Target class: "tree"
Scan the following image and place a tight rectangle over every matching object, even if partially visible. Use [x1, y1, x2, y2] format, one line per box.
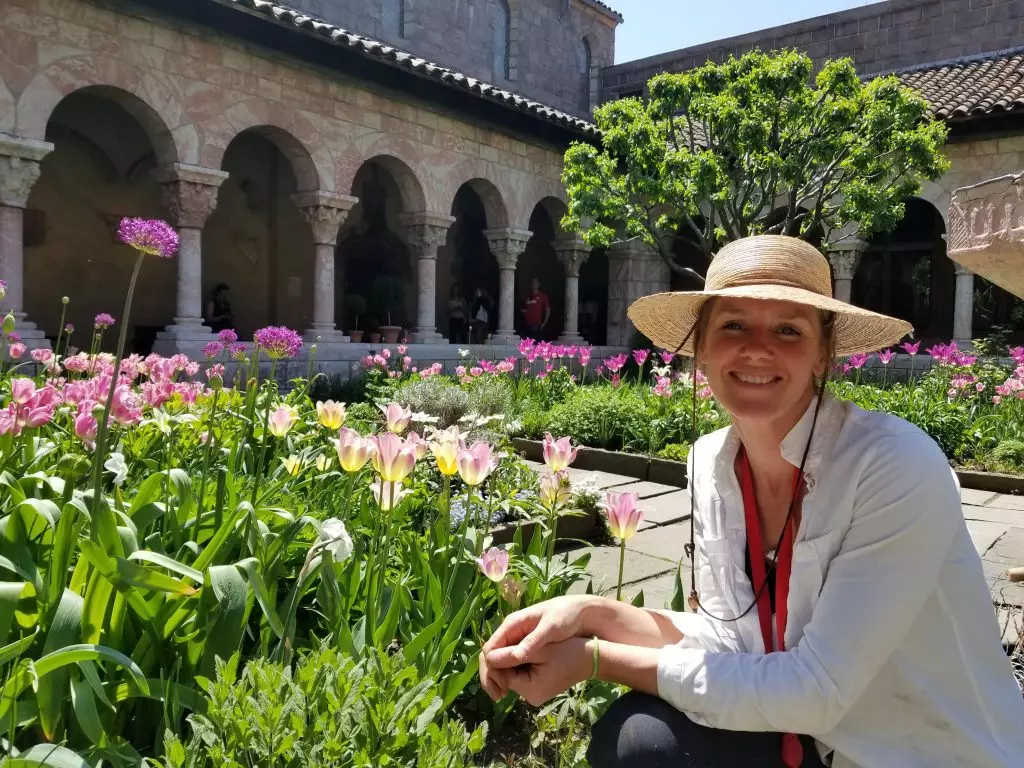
[560, 50, 950, 276]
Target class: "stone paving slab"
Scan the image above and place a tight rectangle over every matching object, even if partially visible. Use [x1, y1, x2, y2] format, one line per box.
[961, 488, 999, 507]
[626, 523, 692, 564]
[986, 494, 1024, 511]
[962, 504, 1023, 527]
[569, 546, 677, 597]
[967, 519, 1013, 554]
[981, 526, 1024, 609]
[608, 479, 683, 497]
[638, 490, 692, 530]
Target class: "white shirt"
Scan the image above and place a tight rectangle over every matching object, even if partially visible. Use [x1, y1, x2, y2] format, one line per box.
[652, 395, 1024, 768]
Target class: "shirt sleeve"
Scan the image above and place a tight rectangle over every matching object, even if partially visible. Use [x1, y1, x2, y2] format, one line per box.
[655, 427, 962, 735]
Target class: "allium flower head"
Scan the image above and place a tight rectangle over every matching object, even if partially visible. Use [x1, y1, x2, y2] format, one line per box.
[64, 323, 74, 334]
[118, 217, 179, 258]
[254, 326, 303, 360]
[229, 343, 247, 361]
[202, 341, 223, 360]
[217, 329, 239, 344]
[94, 313, 116, 330]
[476, 547, 509, 582]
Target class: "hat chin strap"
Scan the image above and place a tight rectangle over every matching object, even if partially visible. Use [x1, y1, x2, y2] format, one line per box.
[682, 337, 830, 621]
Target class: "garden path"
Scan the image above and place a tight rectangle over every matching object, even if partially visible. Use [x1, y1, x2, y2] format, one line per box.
[525, 462, 1024, 649]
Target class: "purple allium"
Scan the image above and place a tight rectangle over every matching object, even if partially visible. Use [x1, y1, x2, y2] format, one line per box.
[117, 217, 180, 258]
[94, 313, 116, 330]
[64, 323, 74, 334]
[217, 328, 238, 344]
[202, 341, 224, 359]
[6, 332, 21, 343]
[229, 343, 248, 361]
[254, 326, 303, 359]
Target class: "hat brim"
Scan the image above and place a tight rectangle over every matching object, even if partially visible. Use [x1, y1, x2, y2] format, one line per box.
[627, 284, 913, 357]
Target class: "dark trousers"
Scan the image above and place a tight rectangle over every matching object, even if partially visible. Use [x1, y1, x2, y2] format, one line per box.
[587, 692, 827, 768]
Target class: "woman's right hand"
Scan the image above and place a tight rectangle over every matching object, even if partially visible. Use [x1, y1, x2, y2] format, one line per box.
[478, 595, 594, 701]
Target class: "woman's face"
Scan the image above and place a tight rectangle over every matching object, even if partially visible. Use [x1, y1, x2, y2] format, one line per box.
[699, 297, 827, 427]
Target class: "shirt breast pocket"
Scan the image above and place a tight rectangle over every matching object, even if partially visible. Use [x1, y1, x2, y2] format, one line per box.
[787, 529, 843, 646]
[698, 536, 739, 607]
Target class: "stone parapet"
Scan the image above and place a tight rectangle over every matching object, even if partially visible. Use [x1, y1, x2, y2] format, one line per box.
[949, 174, 1024, 300]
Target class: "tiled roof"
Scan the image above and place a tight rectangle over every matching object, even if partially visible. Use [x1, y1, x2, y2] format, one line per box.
[219, 0, 599, 137]
[891, 48, 1024, 120]
[579, 0, 623, 23]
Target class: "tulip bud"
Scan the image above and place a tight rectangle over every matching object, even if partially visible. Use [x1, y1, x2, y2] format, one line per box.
[208, 374, 223, 390]
[2, 313, 15, 336]
[61, 296, 70, 305]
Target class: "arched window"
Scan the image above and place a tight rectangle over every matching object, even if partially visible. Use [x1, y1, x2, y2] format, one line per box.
[579, 37, 593, 112]
[494, 0, 511, 80]
[383, 0, 405, 39]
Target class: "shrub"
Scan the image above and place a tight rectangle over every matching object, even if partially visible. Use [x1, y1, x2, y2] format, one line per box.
[992, 439, 1024, 471]
[543, 387, 648, 452]
[163, 647, 487, 768]
[658, 443, 690, 463]
[394, 378, 468, 428]
[465, 376, 514, 417]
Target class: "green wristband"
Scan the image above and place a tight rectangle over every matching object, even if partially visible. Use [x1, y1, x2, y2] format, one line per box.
[590, 636, 600, 680]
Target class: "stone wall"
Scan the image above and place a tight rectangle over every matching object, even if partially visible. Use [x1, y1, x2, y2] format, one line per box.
[285, 0, 617, 116]
[603, 0, 1024, 100]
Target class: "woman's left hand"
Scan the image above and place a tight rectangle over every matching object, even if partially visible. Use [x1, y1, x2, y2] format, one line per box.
[494, 636, 591, 707]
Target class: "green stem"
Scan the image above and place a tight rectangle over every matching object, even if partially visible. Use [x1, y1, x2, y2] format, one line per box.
[54, 301, 68, 362]
[248, 360, 278, 506]
[615, 539, 626, 602]
[89, 252, 144, 524]
[195, 388, 222, 535]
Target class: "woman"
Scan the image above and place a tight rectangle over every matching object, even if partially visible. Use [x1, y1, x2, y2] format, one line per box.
[470, 287, 492, 344]
[205, 283, 233, 333]
[446, 283, 469, 344]
[479, 236, 1024, 767]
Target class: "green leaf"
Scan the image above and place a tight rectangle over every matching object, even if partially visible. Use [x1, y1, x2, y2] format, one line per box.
[168, 469, 195, 523]
[128, 551, 203, 584]
[630, 589, 645, 608]
[0, 582, 27, 645]
[0, 743, 90, 767]
[235, 557, 283, 638]
[70, 676, 105, 745]
[37, 589, 84, 741]
[127, 474, 164, 518]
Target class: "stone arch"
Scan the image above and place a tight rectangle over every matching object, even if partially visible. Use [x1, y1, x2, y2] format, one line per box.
[513, 186, 568, 231]
[0, 78, 14, 135]
[453, 177, 510, 229]
[918, 178, 951, 233]
[535, 196, 569, 230]
[346, 153, 426, 213]
[17, 75, 183, 168]
[197, 101, 330, 192]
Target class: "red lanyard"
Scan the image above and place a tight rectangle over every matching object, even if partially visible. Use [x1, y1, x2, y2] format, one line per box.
[738, 449, 805, 768]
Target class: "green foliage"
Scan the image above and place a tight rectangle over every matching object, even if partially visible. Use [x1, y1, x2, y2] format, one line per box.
[162, 647, 487, 768]
[394, 378, 469, 428]
[992, 440, 1024, 472]
[657, 443, 690, 463]
[465, 376, 514, 418]
[543, 387, 649, 452]
[561, 49, 950, 273]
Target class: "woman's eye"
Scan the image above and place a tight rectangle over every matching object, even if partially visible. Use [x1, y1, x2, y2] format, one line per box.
[776, 326, 801, 336]
[722, 321, 743, 330]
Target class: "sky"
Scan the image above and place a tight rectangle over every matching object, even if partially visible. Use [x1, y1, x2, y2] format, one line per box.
[613, 0, 878, 64]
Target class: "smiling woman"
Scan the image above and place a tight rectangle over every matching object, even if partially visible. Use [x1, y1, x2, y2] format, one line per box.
[478, 235, 1024, 768]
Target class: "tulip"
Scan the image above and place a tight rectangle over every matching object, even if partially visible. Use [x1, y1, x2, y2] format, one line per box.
[370, 479, 410, 511]
[335, 427, 373, 473]
[74, 412, 98, 446]
[315, 453, 333, 472]
[281, 455, 302, 476]
[457, 441, 494, 487]
[539, 471, 570, 508]
[430, 426, 463, 476]
[316, 399, 346, 430]
[404, 430, 429, 460]
[10, 378, 35, 405]
[542, 432, 578, 473]
[603, 491, 643, 602]
[314, 518, 353, 565]
[267, 404, 298, 437]
[8, 343, 25, 360]
[499, 575, 525, 609]
[476, 547, 509, 583]
[379, 402, 411, 434]
[370, 432, 417, 483]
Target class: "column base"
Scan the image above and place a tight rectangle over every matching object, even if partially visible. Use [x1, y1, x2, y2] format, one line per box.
[9, 316, 49, 349]
[153, 320, 215, 356]
[557, 332, 584, 344]
[490, 331, 520, 345]
[304, 327, 349, 344]
[411, 327, 444, 343]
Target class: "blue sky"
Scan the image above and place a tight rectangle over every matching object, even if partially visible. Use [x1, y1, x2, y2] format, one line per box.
[614, 0, 877, 64]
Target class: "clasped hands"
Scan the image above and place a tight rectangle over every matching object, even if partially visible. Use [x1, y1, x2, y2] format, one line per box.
[478, 595, 595, 707]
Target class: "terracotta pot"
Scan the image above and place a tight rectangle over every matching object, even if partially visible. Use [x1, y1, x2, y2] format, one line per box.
[368, 332, 381, 343]
[380, 325, 402, 343]
[349, 330, 363, 343]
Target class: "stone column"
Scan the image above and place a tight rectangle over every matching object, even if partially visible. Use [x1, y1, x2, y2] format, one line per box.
[953, 261, 974, 345]
[154, 164, 229, 351]
[401, 212, 455, 343]
[827, 238, 867, 304]
[606, 239, 669, 346]
[484, 228, 533, 344]
[554, 236, 590, 343]
[0, 135, 54, 347]
[293, 191, 358, 344]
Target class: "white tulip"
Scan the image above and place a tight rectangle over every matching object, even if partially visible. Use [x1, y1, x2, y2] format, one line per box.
[316, 518, 353, 564]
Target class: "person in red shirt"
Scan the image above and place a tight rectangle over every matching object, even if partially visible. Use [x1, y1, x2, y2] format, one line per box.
[521, 277, 551, 340]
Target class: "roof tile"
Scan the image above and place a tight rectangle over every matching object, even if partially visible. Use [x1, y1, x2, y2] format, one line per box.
[894, 48, 1024, 119]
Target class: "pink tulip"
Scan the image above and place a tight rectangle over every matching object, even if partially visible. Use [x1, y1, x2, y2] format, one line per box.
[539, 471, 570, 508]
[370, 479, 410, 511]
[30, 348, 53, 365]
[602, 491, 642, 541]
[379, 402, 411, 434]
[370, 432, 417, 483]
[10, 378, 35, 405]
[404, 430, 429, 460]
[878, 349, 895, 365]
[659, 351, 674, 365]
[457, 441, 494, 487]
[74, 412, 98, 445]
[542, 433, 578, 473]
[901, 341, 920, 356]
[8, 343, 25, 360]
[476, 547, 510, 582]
[267, 404, 298, 437]
[632, 349, 649, 366]
[336, 427, 373, 473]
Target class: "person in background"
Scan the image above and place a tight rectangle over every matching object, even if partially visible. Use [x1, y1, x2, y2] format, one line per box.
[470, 287, 492, 344]
[205, 283, 233, 333]
[522, 277, 550, 340]
[447, 283, 469, 344]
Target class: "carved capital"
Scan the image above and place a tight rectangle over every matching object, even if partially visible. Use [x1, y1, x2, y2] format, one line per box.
[156, 164, 230, 229]
[291, 191, 358, 246]
[406, 223, 451, 257]
[0, 136, 53, 209]
[484, 227, 533, 270]
[554, 238, 591, 277]
[828, 251, 860, 281]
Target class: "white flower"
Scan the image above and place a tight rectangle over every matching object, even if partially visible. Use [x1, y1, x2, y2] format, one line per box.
[410, 412, 440, 424]
[315, 518, 353, 564]
[104, 452, 128, 486]
[148, 409, 172, 435]
[458, 348, 470, 358]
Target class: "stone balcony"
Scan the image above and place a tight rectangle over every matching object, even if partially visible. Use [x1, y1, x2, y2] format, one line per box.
[948, 173, 1024, 300]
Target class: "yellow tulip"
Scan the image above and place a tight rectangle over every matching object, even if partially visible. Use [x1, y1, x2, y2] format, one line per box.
[316, 400, 346, 430]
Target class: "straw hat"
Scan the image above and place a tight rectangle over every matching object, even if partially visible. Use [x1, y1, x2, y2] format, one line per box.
[627, 235, 913, 356]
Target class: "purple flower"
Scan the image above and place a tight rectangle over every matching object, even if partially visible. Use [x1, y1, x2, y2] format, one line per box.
[604, 353, 627, 374]
[632, 349, 649, 366]
[217, 329, 239, 344]
[846, 352, 871, 369]
[64, 323, 74, 334]
[254, 326, 303, 359]
[877, 349, 895, 365]
[229, 343, 248, 361]
[202, 341, 224, 359]
[94, 313, 116, 330]
[901, 341, 920, 356]
[118, 218, 179, 258]
[1009, 346, 1024, 365]
[659, 351, 674, 365]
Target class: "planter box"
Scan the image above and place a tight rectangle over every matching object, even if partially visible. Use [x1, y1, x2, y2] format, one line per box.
[512, 438, 687, 488]
[955, 469, 1024, 496]
[489, 507, 599, 547]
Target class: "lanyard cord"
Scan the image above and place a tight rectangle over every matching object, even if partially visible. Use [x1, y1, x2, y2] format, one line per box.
[672, 321, 830, 624]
